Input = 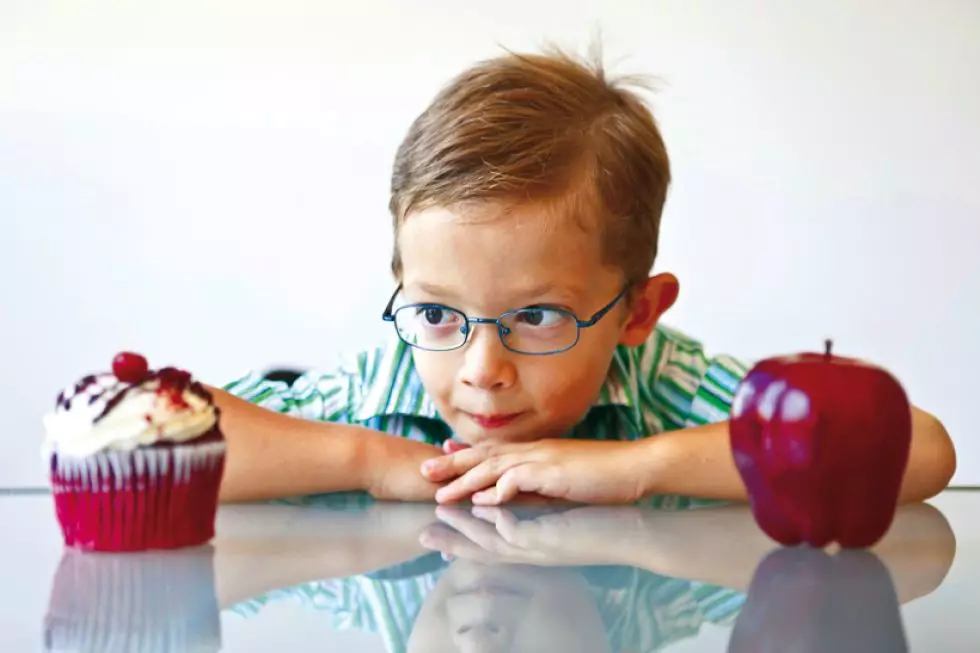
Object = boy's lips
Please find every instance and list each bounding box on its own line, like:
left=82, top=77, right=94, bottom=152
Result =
left=466, top=412, right=522, bottom=429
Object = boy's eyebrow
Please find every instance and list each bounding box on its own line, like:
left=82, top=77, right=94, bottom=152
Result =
left=409, top=280, right=587, bottom=305
left=412, top=282, right=460, bottom=300
left=508, top=283, right=586, bottom=305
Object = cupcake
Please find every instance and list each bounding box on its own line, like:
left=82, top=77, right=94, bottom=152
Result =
left=43, top=351, right=226, bottom=551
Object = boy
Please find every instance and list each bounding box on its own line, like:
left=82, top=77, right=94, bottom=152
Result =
left=214, top=47, right=956, bottom=506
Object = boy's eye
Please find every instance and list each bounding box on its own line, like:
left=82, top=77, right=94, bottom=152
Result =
left=417, top=306, right=456, bottom=326
left=514, top=308, right=566, bottom=327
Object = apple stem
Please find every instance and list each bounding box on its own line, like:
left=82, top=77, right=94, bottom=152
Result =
left=825, top=338, right=833, bottom=358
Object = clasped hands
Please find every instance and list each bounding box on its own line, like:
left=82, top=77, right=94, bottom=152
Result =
left=419, top=437, right=651, bottom=506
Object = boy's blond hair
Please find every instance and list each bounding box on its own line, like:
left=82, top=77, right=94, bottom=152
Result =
left=389, top=46, right=671, bottom=289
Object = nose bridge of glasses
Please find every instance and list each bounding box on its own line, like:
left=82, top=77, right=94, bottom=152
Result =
left=466, top=315, right=510, bottom=336
left=461, top=318, right=514, bottom=364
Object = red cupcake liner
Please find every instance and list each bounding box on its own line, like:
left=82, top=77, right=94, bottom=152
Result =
left=44, top=544, right=221, bottom=652
left=49, top=433, right=226, bottom=552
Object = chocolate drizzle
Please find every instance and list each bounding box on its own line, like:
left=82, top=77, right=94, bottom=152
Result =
left=60, top=375, right=98, bottom=411
left=57, top=365, right=214, bottom=425
left=95, top=384, right=138, bottom=423
left=190, top=381, right=213, bottom=403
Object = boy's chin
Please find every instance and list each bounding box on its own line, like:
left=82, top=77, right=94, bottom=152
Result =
left=451, top=422, right=566, bottom=448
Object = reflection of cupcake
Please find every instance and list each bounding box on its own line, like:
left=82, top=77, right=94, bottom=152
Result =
left=43, top=545, right=222, bottom=652
left=43, top=352, right=226, bottom=551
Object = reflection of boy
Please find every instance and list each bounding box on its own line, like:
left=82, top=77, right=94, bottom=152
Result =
left=219, top=499, right=954, bottom=652
left=230, top=554, right=743, bottom=653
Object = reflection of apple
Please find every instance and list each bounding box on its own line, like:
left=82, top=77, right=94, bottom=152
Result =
left=728, top=547, right=909, bottom=652
left=729, top=340, right=913, bottom=548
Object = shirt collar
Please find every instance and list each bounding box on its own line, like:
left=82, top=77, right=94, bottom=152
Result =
left=353, top=335, right=639, bottom=422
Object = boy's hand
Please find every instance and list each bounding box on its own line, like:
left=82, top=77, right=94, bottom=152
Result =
left=420, top=439, right=650, bottom=505
left=363, top=434, right=446, bottom=501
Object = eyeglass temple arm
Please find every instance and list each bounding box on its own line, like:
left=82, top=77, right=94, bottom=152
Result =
left=577, top=286, right=631, bottom=328
left=382, top=283, right=404, bottom=320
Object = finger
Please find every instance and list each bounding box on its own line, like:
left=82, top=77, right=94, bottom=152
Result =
left=472, top=464, right=545, bottom=506
left=436, top=506, right=499, bottom=545
left=434, top=456, right=514, bottom=503
left=421, top=446, right=494, bottom=483
left=471, top=506, right=530, bottom=547
left=470, top=506, right=507, bottom=524
left=435, top=507, right=529, bottom=558
left=442, top=439, right=470, bottom=454
left=509, top=494, right=573, bottom=506
left=434, top=505, right=476, bottom=523
left=434, top=506, right=514, bottom=554
left=418, top=525, right=500, bottom=563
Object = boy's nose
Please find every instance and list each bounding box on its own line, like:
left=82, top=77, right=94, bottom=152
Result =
left=459, top=326, right=516, bottom=391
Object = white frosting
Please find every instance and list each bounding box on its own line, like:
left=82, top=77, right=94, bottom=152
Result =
left=43, top=373, right=217, bottom=459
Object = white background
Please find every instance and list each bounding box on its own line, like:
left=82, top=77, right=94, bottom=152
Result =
left=2, top=0, right=978, bottom=488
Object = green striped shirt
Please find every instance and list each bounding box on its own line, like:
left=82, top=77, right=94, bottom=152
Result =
left=224, top=323, right=750, bottom=509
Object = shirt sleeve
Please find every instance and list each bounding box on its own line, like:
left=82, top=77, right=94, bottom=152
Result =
left=646, top=326, right=752, bottom=429
left=222, top=361, right=363, bottom=423
left=686, top=353, right=752, bottom=427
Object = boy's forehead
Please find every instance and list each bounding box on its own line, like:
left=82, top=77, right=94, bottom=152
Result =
left=397, top=203, right=618, bottom=304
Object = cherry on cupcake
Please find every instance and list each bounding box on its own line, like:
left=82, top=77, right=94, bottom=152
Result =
left=112, top=352, right=149, bottom=383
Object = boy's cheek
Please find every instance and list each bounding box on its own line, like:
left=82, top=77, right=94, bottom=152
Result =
left=411, top=353, right=456, bottom=395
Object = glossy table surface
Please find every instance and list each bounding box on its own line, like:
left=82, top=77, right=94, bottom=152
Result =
left=4, top=490, right=977, bottom=652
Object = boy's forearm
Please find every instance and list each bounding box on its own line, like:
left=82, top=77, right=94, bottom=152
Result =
left=210, top=387, right=372, bottom=502
left=637, top=422, right=747, bottom=502
left=639, top=407, right=956, bottom=505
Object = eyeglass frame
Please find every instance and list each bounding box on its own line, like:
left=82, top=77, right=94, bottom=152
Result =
left=381, top=283, right=631, bottom=356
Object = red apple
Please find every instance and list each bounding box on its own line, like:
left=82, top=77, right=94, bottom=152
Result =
left=729, top=340, right=913, bottom=548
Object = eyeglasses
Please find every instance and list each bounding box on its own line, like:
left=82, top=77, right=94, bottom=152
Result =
left=381, top=284, right=629, bottom=355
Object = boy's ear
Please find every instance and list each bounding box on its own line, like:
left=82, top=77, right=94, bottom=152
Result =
left=619, top=273, right=679, bottom=347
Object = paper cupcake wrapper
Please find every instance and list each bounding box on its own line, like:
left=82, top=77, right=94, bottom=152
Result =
left=49, top=439, right=226, bottom=552
left=44, top=545, right=222, bottom=653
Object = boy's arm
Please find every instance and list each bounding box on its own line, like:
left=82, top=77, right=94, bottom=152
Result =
left=640, top=405, right=956, bottom=504
left=423, top=332, right=956, bottom=504
left=640, top=340, right=956, bottom=504
left=211, top=387, right=443, bottom=502
left=423, top=405, right=955, bottom=505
